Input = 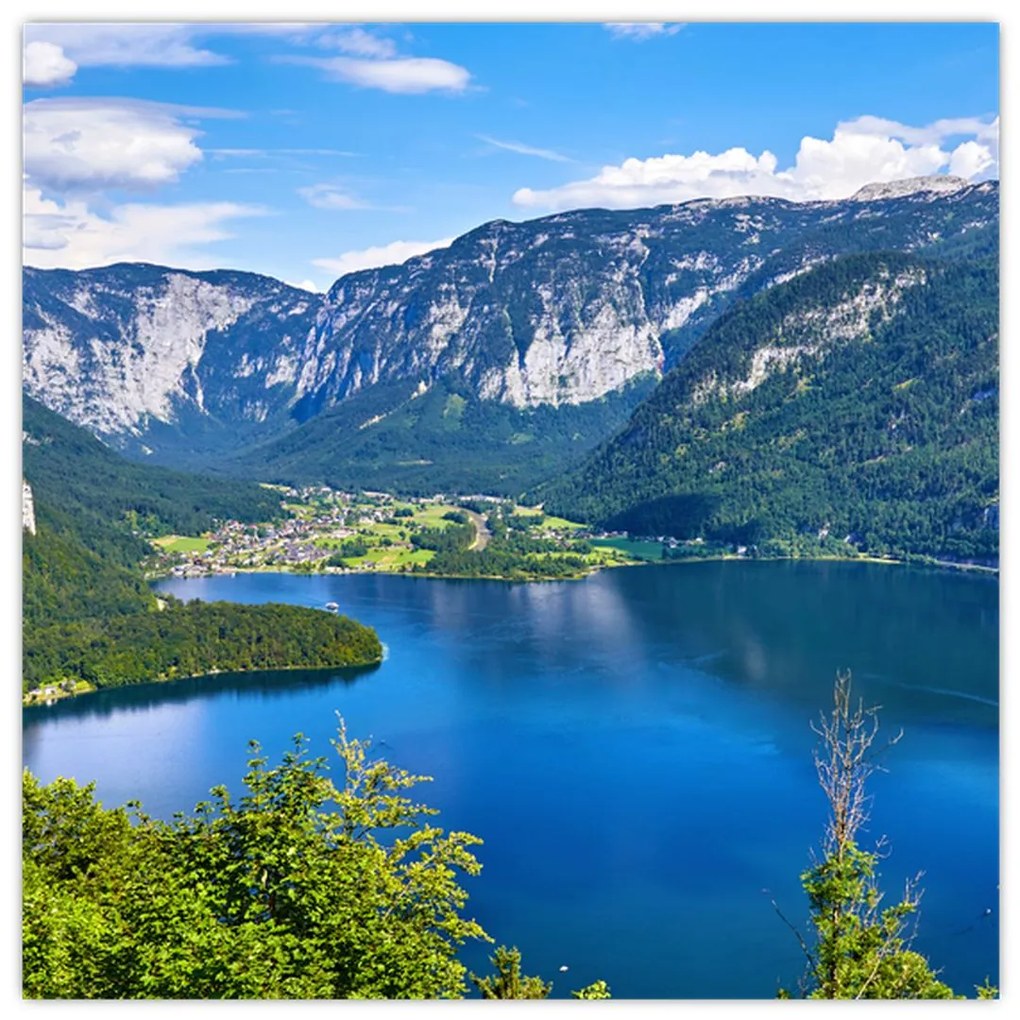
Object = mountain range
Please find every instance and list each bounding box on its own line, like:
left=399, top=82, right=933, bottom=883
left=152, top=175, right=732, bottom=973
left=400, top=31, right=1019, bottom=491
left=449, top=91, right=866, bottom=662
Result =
left=22, top=176, right=999, bottom=560
left=23, top=178, right=996, bottom=483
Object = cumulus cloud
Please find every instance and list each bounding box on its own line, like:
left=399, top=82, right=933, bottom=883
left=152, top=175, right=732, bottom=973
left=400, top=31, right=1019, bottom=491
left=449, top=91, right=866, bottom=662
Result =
left=513, top=114, right=999, bottom=211
left=23, top=98, right=214, bottom=193
left=23, top=186, right=264, bottom=269
left=476, top=134, right=572, bottom=163
left=23, top=41, right=77, bottom=87
left=313, top=237, right=454, bottom=277
left=287, top=54, right=471, bottom=94
left=604, top=23, right=684, bottom=40
left=948, top=140, right=996, bottom=180
left=22, top=94, right=263, bottom=271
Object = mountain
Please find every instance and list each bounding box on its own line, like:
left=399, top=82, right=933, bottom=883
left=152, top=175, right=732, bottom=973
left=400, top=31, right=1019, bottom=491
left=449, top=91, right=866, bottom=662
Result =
left=535, top=249, right=998, bottom=563
left=23, top=265, right=323, bottom=462
left=22, top=179, right=998, bottom=492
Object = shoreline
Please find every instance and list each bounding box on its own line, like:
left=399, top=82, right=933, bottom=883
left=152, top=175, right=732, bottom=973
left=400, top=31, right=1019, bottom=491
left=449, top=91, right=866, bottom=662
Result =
left=147, top=550, right=998, bottom=586
left=22, top=655, right=384, bottom=708
left=29, top=552, right=995, bottom=708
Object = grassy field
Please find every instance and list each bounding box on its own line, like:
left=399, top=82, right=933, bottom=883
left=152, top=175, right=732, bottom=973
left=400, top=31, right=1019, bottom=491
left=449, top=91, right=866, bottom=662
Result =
left=344, top=547, right=435, bottom=570
left=591, top=537, right=663, bottom=562
left=538, top=514, right=586, bottom=532
left=152, top=535, right=212, bottom=554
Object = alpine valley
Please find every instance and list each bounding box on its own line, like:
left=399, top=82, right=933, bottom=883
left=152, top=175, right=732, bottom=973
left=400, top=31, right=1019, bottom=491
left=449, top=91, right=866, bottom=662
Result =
left=23, top=177, right=997, bottom=520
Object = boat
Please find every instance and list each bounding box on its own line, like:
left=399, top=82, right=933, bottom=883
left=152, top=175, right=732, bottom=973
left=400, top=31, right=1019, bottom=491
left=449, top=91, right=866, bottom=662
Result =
left=324, top=601, right=339, bottom=613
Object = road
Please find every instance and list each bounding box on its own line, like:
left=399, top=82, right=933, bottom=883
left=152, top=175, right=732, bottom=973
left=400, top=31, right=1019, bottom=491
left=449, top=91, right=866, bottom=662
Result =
left=463, top=509, right=491, bottom=551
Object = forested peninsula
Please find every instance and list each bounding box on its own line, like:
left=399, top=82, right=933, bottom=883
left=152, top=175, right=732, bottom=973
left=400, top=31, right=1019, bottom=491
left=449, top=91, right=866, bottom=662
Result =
left=22, top=395, right=382, bottom=699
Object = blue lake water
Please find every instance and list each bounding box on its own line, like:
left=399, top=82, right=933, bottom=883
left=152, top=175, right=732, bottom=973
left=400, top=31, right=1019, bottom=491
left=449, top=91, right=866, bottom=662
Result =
left=22, top=561, right=998, bottom=998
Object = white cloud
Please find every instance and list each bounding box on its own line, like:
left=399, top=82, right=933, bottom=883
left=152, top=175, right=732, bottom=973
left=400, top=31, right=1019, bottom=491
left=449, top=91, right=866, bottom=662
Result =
left=313, top=237, right=454, bottom=277
left=297, top=183, right=368, bottom=210
left=24, top=24, right=229, bottom=73
left=24, top=98, right=208, bottom=193
left=23, top=41, right=77, bottom=87
left=476, top=134, right=572, bottom=163
left=288, top=55, right=471, bottom=94
left=948, top=140, right=996, bottom=180
left=285, top=279, right=322, bottom=293
left=323, top=27, right=398, bottom=59
left=277, top=27, right=472, bottom=95
left=23, top=186, right=265, bottom=269
left=513, top=114, right=999, bottom=211
left=604, top=23, right=684, bottom=40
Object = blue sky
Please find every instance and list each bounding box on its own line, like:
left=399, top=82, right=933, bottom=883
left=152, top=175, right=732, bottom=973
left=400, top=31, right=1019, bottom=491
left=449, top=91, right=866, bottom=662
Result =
left=22, top=20, right=999, bottom=291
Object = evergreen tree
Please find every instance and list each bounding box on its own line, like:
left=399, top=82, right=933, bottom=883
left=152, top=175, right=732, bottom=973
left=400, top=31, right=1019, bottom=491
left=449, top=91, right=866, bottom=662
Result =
left=470, top=946, right=552, bottom=999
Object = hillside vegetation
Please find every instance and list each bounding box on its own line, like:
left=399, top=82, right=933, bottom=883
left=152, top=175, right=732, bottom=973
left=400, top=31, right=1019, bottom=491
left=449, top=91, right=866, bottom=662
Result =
left=537, top=251, right=998, bottom=563
left=22, top=399, right=382, bottom=695
left=230, top=374, right=656, bottom=496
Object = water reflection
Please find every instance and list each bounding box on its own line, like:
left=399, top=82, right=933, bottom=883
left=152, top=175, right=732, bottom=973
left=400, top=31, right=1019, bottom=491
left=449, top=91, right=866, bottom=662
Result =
left=24, top=663, right=379, bottom=725
left=21, top=561, right=989, bottom=997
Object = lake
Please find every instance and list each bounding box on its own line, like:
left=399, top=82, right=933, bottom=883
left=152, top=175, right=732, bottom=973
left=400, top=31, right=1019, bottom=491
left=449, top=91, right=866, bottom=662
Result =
left=22, top=561, right=999, bottom=999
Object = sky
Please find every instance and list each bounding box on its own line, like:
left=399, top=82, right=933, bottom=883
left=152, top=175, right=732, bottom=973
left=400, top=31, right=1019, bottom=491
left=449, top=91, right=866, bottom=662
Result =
left=21, top=19, right=1000, bottom=292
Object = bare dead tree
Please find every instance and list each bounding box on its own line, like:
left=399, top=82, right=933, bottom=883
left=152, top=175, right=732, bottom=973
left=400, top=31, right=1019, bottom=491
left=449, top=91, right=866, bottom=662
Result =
left=796, top=671, right=959, bottom=999
left=811, top=670, right=901, bottom=863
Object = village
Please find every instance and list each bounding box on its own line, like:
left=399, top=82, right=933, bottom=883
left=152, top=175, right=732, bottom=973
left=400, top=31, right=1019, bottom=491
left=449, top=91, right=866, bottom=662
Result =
left=152, top=487, right=434, bottom=577
left=146, top=485, right=661, bottom=579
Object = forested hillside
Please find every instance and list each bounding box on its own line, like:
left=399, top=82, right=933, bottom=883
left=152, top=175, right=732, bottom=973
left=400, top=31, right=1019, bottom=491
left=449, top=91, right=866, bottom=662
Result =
left=22, top=401, right=381, bottom=695
left=537, top=251, right=998, bottom=563
left=230, top=374, right=656, bottom=496
left=23, top=393, right=283, bottom=561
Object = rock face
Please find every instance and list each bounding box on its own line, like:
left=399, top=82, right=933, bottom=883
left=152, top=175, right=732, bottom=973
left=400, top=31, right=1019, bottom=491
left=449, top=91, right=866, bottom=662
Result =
left=850, top=175, right=970, bottom=202
left=293, top=180, right=997, bottom=415
left=22, top=480, right=36, bottom=535
left=22, top=265, right=323, bottom=452
left=22, top=180, right=998, bottom=465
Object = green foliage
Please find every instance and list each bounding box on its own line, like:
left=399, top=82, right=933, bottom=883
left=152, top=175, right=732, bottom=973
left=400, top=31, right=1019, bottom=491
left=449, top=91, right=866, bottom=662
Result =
left=22, top=400, right=383, bottom=696
left=334, top=537, right=369, bottom=558
left=407, top=503, right=594, bottom=579
left=538, top=253, right=998, bottom=564
left=572, top=979, right=612, bottom=999
left=23, top=393, right=282, bottom=556
left=230, top=374, right=657, bottom=497
left=800, top=843, right=957, bottom=999
left=418, top=538, right=588, bottom=580
left=23, top=723, right=488, bottom=999
left=411, top=523, right=474, bottom=553
left=470, top=946, right=551, bottom=999
left=23, top=520, right=155, bottom=625
left=975, top=978, right=999, bottom=999
left=786, top=673, right=961, bottom=999
left=24, top=601, right=382, bottom=693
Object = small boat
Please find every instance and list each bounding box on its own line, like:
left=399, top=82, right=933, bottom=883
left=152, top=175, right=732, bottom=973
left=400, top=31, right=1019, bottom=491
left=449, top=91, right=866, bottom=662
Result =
left=324, top=601, right=339, bottom=613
